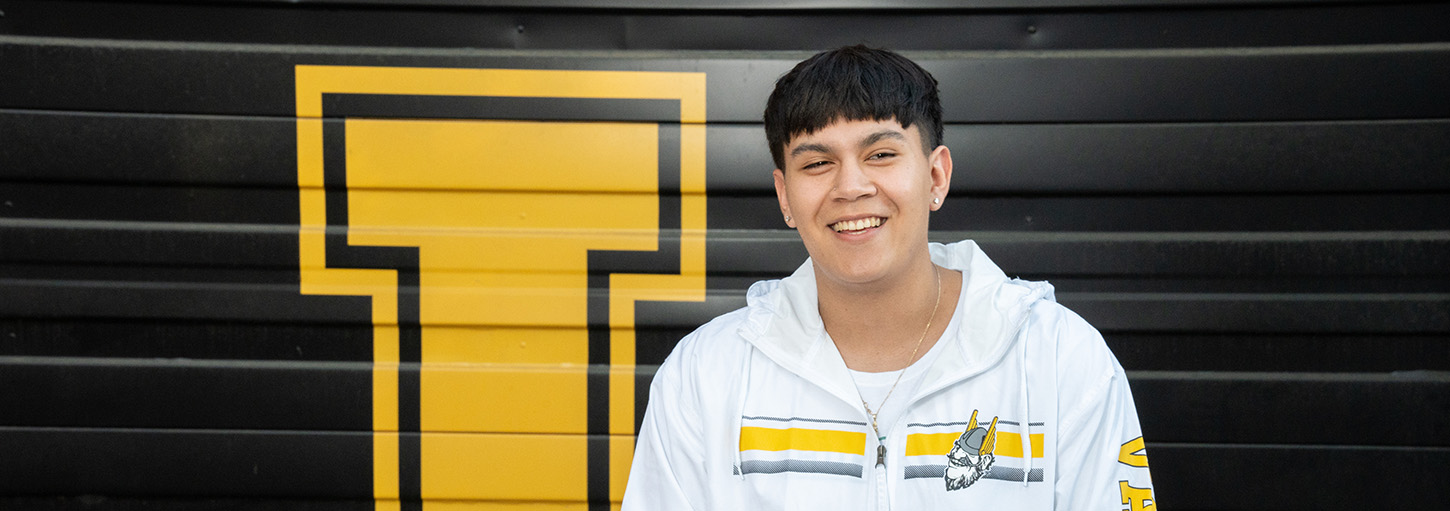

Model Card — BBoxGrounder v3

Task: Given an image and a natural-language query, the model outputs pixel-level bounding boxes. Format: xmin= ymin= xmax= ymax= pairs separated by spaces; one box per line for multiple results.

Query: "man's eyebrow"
xmin=789 ymin=142 xmax=832 ymax=158
xmin=861 ymin=130 xmax=907 ymax=148
xmin=788 ymin=130 xmax=906 ymax=159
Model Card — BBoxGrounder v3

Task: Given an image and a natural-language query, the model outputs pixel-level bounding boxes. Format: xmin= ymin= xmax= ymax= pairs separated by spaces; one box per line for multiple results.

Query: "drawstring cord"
xmin=733 ymin=347 xmax=753 ymax=479
xmin=1018 ymin=309 xmax=1033 ymax=486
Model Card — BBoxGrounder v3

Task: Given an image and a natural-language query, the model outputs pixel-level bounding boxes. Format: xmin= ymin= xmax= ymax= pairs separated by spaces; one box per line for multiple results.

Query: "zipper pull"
xmin=876 ymin=443 xmax=886 ymax=467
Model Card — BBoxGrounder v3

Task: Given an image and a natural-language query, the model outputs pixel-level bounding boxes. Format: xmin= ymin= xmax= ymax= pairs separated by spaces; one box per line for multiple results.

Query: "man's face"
xmin=773 ymin=118 xmax=952 ymax=289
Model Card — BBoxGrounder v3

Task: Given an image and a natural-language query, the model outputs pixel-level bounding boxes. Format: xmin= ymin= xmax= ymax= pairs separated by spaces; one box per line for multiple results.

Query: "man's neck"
xmin=817 ymin=260 xmax=961 ymax=373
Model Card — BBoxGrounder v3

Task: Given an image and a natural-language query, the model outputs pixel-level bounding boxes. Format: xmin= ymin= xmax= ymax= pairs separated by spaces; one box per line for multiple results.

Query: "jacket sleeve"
xmin=1053 ymin=314 xmax=1157 ymax=510
xmin=621 ymin=339 xmax=709 ymax=510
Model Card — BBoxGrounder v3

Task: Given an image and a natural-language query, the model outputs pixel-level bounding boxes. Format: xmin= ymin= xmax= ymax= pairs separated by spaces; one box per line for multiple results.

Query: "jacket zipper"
xmin=875 ymin=452 xmax=888 ymax=510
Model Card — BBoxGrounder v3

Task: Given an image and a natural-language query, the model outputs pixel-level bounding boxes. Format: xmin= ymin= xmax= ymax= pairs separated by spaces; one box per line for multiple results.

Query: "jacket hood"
xmin=737 ymin=240 xmax=1056 ymax=408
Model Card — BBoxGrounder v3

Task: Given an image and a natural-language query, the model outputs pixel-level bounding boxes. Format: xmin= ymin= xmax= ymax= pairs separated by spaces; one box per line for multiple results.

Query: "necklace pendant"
xmin=876 ymin=444 xmax=887 ymax=467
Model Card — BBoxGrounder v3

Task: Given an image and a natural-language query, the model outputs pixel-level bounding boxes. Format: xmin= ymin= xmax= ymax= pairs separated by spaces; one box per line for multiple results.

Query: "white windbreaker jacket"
xmin=623 ymin=241 xmax=1156 ymax=510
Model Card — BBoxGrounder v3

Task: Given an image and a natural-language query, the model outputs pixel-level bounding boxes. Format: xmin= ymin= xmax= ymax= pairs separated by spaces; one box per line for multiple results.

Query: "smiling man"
xmin=623 ymin=46 xmax=1156 ymax=510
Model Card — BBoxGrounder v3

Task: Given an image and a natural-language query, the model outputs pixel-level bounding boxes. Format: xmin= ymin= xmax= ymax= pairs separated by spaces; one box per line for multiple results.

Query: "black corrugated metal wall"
xmin=2 ymin=0 xmax=1447 ymax=509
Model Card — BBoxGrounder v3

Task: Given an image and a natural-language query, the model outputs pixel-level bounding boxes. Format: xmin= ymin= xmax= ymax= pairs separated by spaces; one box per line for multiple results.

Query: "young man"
xmin=623 ymin=46 xmax=1156 ymax=509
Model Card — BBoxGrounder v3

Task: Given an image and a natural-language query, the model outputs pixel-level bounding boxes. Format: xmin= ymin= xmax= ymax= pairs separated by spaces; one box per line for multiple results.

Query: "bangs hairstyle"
xmin=764 ymin=45 xmax=944 ymax=170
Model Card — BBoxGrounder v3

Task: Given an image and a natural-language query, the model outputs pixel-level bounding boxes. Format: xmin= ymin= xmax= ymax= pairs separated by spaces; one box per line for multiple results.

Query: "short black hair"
xmin=764 ymin=45 xmax=944 ymax=170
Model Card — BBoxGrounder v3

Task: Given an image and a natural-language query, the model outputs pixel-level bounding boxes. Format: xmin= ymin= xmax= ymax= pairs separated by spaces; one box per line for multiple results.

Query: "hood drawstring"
xmin=733 ymin=347 xmax=753 ymax=480
xmin=1018 ymin=311 xmax=1033 ymax=487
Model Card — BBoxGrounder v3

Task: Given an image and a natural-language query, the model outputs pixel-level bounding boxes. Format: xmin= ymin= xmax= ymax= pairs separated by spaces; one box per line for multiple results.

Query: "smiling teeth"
xmin=831 ymin=217 xmax=883 ymax=232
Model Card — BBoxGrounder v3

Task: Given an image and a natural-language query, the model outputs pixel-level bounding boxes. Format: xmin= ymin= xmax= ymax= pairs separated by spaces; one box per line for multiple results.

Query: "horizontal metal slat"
xmin=1 ymin=0 xmax=1405 ymax=15
xmin=0 ymin=426 xmax=373 ymax=499
xmin=1105 ymin=333 xmax=1450 ymax=373
xmin=1129 ymin=371 xmax=1450 ymax=447
xmin=0 ymin=431 xmax=1442 ymax=507
xmin=713 ymin=230 xmax=1450 ymax=277
xmin=0 ymin=109 xmax=298 ymax=187
xmin=0 ymin=318 xmax=374 ymax=361
xmin=8 ymin=355 xmax=1444 ymax=448
xmin=0 ymin=278 xmax=372 ymax=324
xmin=17 ymin=184 xmax=1448 ymax=233
xmin=1149 ymin=443 xmax=1450 ymax=510
xmin=639 ymin=289 xmax=1450 ymax=334
xmin=0 ymin=428 xmax=631 ymax=502
xmin=7 ymin=314 xmax=1439 ymax=372
xmin=709 ymin=194 xmax=1450 ymax=232
xmin=11 ymin=111 xmax=1446 ymax=193
xmin=6 ymin=220 xmax=1448 ymax=277
xmin=3 ymin=1 xmax=1446 ymax=54
xmin=1065 ymin=292 xmax=1450 ymax=334
xmin=0 ymin=496 xmax=373 ymax=511
xmin=0 ymin=357 xmax=373 ymax=431
xmin=5 ymin=278 xmax=1443 ymax=333
xmin=708 ymin=121 xmax=1450 ymax=194
xmin=5 ymin=275 xmax=1444 ymax=330
xmin=0 ymin=357 xmax=656 ymax=433
xmin=3 ymin=38 xmax=1448 ymax=122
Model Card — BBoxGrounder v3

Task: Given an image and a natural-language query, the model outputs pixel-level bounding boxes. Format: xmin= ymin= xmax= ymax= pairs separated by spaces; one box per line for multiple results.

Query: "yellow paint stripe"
xmin=373 ymin=433 xmax=399 ymax=500
xmin=421 ymin=433 xmax=636 ymax=500
xmin=295 ymin=66 xmax=706 ymax=123
xmin=604 ymin=117 xmax=708 ymax=438
xmin=739 ymin=427 xmax=866 ymax=455
xmin=905 ymin=431 xmax=1045 ymax=458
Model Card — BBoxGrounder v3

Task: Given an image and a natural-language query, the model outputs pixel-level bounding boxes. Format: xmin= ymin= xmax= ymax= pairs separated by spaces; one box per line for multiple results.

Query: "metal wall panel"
xmin=2 ymin=1 xmax=1446 ymax=510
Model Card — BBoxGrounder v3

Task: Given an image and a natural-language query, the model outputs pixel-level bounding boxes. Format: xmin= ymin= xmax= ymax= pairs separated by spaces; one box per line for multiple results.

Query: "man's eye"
xmin=868 ymin=152 xmax=896 ymax=160
xmin=803 ymin=161 xmax=829 ymax=169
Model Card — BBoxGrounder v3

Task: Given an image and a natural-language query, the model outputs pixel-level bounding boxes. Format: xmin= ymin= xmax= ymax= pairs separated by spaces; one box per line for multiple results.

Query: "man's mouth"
xmin=830 ymin=217 xmax=884 ymax=233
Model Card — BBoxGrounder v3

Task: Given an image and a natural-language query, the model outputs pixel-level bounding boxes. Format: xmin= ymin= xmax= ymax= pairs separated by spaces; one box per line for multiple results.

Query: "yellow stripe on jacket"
xmin=905 ymin=431 xmax=1045 ymax=458
xmin=739 ymin=427 xmax=867 ymax=455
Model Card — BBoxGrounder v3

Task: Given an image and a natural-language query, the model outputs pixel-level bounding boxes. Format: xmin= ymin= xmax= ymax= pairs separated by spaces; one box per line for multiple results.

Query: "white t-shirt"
xmin=846 ymin=275 xmax=967 ymax=445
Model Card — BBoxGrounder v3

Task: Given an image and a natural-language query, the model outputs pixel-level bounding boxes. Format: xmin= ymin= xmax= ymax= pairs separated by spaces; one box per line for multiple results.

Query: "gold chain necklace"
xmin=859 ymin=265 xmax=942 ymax=467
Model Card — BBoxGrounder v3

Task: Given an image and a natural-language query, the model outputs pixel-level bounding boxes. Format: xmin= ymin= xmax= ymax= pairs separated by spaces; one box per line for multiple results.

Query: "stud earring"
xmin=785 ymin=215 xmax=792 ymax=222
xmin=932 ymin=197 xmax=940 ymax=204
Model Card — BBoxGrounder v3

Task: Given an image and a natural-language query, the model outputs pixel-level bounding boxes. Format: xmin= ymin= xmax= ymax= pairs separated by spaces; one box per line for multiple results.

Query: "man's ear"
xmin=773 ymin=168 xmax=795 ymax=228
xmin=929 ymin=145 xmax=953 ymax=211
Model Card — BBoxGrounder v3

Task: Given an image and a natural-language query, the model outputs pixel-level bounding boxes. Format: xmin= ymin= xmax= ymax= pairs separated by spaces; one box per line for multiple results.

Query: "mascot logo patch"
xmin=945 ymin=409 xmax=997 ymax=491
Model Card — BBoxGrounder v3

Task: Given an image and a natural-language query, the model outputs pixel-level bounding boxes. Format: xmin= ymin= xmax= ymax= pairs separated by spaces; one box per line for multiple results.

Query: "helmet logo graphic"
xmin=945 ymin=409 xmax=997 ymax=491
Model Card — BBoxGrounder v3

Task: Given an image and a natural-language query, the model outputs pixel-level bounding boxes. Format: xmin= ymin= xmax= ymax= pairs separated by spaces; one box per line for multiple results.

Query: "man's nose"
xmin=831 ymin=160 xmax=876 ymax=200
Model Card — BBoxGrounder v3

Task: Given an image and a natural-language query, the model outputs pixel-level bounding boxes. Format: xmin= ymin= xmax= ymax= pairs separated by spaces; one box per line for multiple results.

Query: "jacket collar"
xmin=738 ymin=240 xmax=1055 ymax=408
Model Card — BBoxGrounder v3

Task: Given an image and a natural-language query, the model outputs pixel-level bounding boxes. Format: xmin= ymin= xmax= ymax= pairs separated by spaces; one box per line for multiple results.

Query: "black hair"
xmin=764 ymin=45 xmax=944 ymax=170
